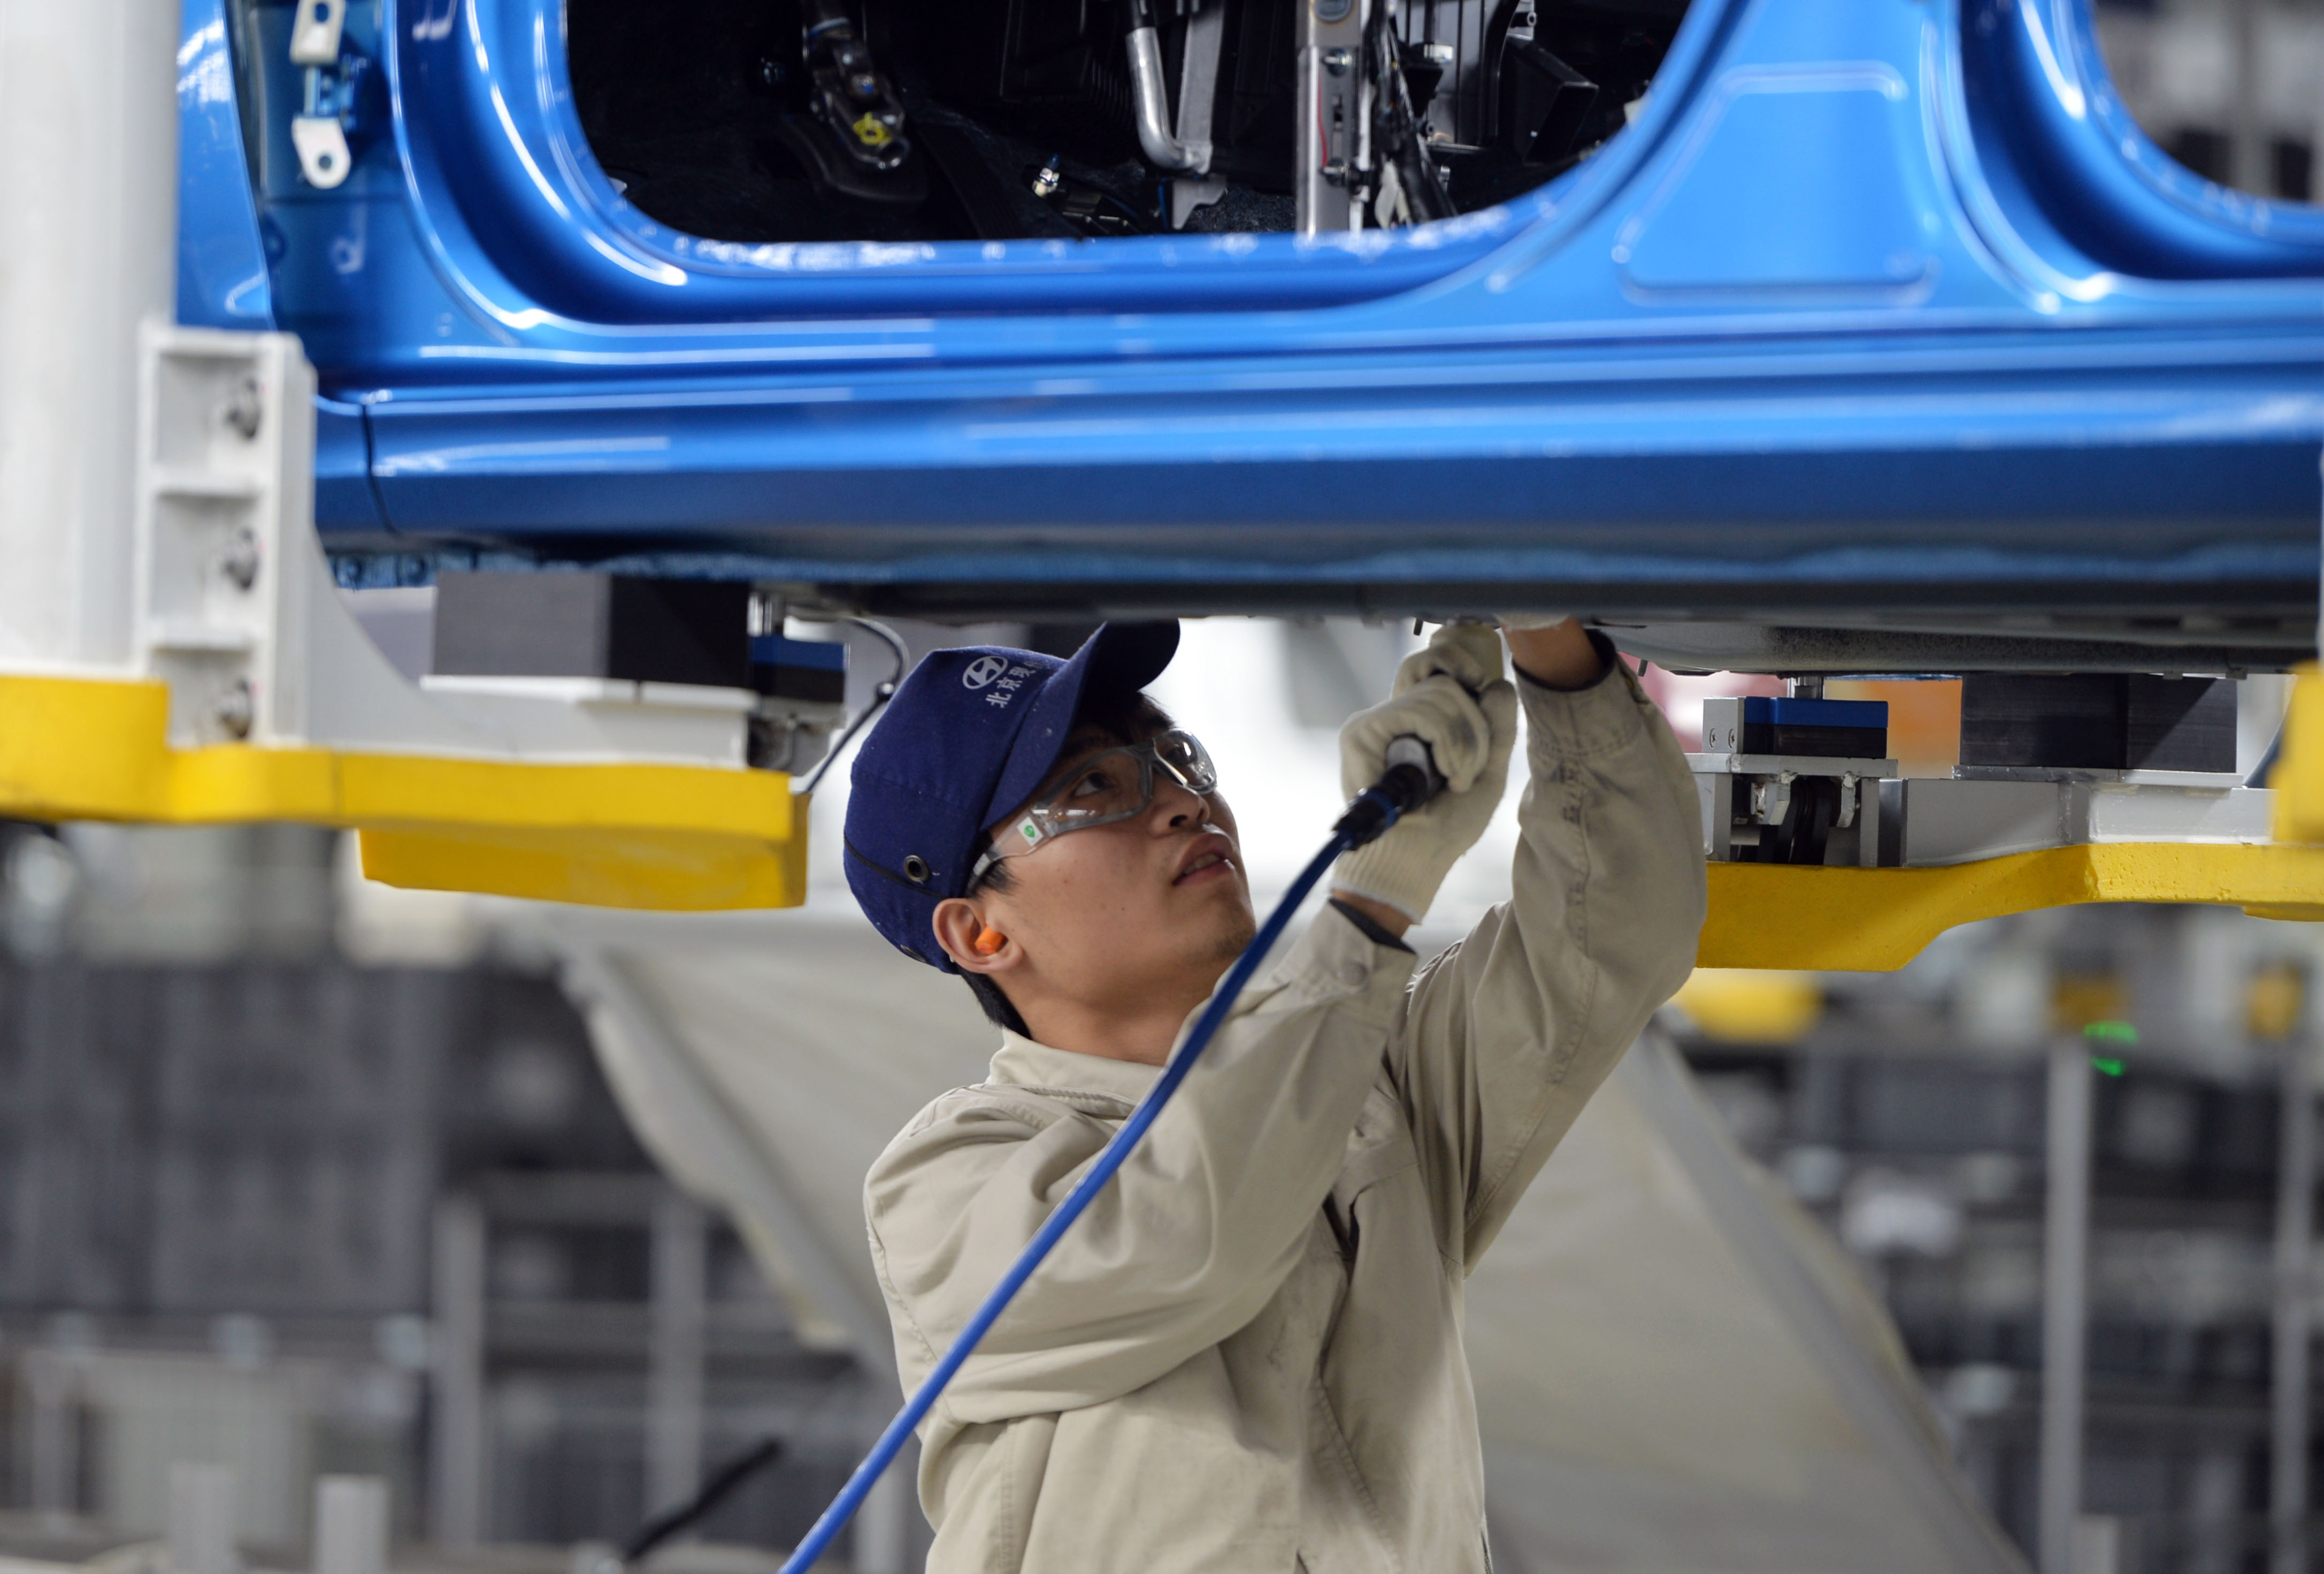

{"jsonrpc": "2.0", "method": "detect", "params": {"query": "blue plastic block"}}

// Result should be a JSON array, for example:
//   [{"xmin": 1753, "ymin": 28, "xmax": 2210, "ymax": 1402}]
[
  {"xmin": 1740, "ymin": 697, "xmax": 1890, "ymax": 729},
  {"xmin": 751, "ymin": 636, "xmax": 849, "ymax": 671}
]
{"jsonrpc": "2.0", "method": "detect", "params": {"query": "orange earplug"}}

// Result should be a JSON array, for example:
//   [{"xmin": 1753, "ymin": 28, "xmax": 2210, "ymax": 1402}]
[{"xmin": 973, "ymin": 926, "xmax": 1006, "ymax": 956}]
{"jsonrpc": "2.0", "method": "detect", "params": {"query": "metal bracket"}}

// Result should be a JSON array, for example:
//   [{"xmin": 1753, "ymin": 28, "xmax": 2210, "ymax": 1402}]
[
  {"xmin": 1882, "ymin": 773, "xmax": 2271, "ymax": 866},
  {"xmin": 289, "ymin": 1, "xmax": 367, "ymax": 189},
  {"xmin": 1297, "ymin": 0, "xmax": 1367, "ymax": 233},
  {"xmin": 288, "ymin": 0, "xmax": 346, "ymax": 64},
  {"xmin": 0, "ymin": 326, "xmax": 820, "ymax": 910},
  {"xmin": 1169, "ymin": 2, "xmax": 1229, "ymax": 227},
  {"xmin": 290, "ymin": 116, "xmax": 352, "ymax": 189}
]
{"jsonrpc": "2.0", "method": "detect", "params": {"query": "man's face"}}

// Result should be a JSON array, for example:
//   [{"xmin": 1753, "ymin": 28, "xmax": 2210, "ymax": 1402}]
[{"xmin": 971, "ymin": 723, "xmax": 1255, "ymax": 1013}]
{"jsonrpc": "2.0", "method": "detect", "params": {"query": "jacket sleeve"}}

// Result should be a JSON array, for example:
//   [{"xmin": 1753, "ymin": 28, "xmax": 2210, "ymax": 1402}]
[
  {"xmin": 864, "ymin": 914, "xmax": 1417, "ymax": 1425},
  {"xmin": 1389, "ymin": 656, "xmax": 1707, "ymax": 1271}
]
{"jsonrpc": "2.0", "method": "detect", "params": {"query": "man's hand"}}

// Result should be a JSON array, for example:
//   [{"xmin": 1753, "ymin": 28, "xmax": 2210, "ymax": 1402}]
[
  {"xmin": 1331, "ymin": 623, "xmax": 1520, "ymax": 930},
  {"xmin": 1502, "ymin": 617, "xmax": 1605, "ymax": 689}
]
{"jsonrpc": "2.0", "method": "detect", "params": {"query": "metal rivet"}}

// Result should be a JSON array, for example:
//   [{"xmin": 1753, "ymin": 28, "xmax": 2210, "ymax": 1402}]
[
  {"xmin": 213, "ymin": 679, "xmax": 254, "ymax": 740},
  {"xmin": 902, "ymin": 855, "xmax": 930, "ymax": 883},
  {"xmin": 220, "ymin": 527, "xmax": 260, "ymax": 592},
  {"xmin": 222, "ymin": 375, "xmax": 263, "ymax": 441}
]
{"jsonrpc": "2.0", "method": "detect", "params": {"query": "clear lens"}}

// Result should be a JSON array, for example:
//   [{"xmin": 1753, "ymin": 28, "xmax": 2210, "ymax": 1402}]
[
  {"xmin": 989, "ymin": 729, "xmax": 1219, "ymax": 868},
  {"xmin": 1153, "ymin": 730, "xmax": 1216, "ymax": 793},
  {"xmin": 1046, "ymin": 752, "xmax": 1149, "ymax": 824}
]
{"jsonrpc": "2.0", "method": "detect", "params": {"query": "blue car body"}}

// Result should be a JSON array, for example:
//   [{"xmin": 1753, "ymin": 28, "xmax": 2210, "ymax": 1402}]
[{"xmin": 179, "ymin": 0, "xmax": 2324, "ymax": 652}]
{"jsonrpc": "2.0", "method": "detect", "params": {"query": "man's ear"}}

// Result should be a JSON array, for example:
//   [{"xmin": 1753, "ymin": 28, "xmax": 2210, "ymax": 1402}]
[{"xmin": 933, "ymin": 897, "xmax": 1016, "ymax": 974}]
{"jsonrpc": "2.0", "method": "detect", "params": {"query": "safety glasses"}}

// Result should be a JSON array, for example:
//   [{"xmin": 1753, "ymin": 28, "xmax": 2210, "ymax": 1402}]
[{"xmin": 971, "ymin": 728, "xmax": 1218, "ymax": 882}]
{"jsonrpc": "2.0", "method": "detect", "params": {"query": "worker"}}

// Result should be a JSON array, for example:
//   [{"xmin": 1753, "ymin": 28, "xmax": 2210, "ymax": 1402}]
[{"xmin": 840, "ymin": 616, "xmax": 1706, "ymax": 1571}]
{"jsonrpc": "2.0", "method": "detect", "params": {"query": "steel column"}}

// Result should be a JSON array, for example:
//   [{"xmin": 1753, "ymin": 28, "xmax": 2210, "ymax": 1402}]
[
  {"xmin": 2227, "ymin": 0, "xmax": 2270, "ymax": 198},
  {"xmin": 2041, "ymin": 1038, "xmax": 2093, "ymax": 1574},
  {"xmin": 647, "ymin": 1190, "xmax": 709, "ymax": 1518},
  {"xmin": 2275, "ymin": 1030, "xmax": 2315, "ymax": 1574},
  {"xmin": 0, "ymin": 0, "xmax": 176, "ymax": 671},
  {"xmin": 429, "ymin": 1196, "xmax": 488, "ymax": 1546}
]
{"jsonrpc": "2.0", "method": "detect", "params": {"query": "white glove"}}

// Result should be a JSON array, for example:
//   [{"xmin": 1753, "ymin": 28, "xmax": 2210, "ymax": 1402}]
[
  {"xmin": 1332, "ymin": 623, "xmax": 1520, "ymax": 923},
  {"xmin": 1496, "ymin": 610, "xmax": 1576, "ymax": 631}
]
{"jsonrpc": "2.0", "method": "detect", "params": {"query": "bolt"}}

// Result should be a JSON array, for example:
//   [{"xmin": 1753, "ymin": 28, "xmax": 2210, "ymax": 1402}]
[
  {"xmin": 1323, "ymin": 47, "xmax": 1353, "ymax": 75},
  {"xmin": 213, "ymin": 679, "xmax": 254, "ymax": 740},
  {"xmin": 222, "ymin": 376, "xmax": 263, "ymax": 441},
  {"xmin": 220, "ymin": 528, "xmax": 260, "ymax": 592}
]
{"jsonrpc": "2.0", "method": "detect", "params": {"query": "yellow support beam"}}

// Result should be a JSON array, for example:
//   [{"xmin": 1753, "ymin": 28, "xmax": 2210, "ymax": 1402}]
[
  {"xmin": 2274, "ymin": 663, "xmax": 2324, "ymax": 844},
  {"xmin": 1673, "ymin": 968, "xmax": 1826, "ymax": 1042},
  {"xmin": 1700, "ymin": 665, "xmax": 2324, "ymax": 972},
  {"xmin": 1699, "ymin": 842, "xmax": 2324, "ymax": 972},
  {"xmin": 0, "ymin": 674, "xmax": 807, "ymax": 911}
]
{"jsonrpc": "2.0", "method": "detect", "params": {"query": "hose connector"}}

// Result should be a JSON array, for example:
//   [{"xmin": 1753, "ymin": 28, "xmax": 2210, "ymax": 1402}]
[{"xmin": 1333, "ymin": 735, "xmax": 1446, "ymax": 848}]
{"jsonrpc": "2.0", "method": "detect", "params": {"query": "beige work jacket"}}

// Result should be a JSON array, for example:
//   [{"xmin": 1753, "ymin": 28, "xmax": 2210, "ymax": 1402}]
[{"xmin": 863, "ymin": 663, "xmax": 1707, "ymax": 1573}]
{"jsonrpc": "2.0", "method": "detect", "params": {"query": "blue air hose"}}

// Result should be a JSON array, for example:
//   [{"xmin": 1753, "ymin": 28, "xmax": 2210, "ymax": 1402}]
[{"xmin": 776, "ymin": 748, "xmax": 1443, "ymax": 1572}]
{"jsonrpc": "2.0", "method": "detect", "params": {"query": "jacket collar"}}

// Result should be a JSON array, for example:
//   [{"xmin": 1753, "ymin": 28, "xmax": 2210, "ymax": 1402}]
[{"xmin": 988, "ymin": 1029, "xmax": 1161, "ymax": 1106}]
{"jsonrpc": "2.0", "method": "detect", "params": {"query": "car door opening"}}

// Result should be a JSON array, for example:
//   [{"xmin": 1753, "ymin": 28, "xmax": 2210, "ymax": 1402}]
[{"xmin": 565, "ymin": 0, "xmax": 1689, "ymax": 244}]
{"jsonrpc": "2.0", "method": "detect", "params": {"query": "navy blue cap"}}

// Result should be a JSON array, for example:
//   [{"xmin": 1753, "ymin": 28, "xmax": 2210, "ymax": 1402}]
[{"xmin": 842, "ymin": 621, "xmax": 1180, "ymax": 971}]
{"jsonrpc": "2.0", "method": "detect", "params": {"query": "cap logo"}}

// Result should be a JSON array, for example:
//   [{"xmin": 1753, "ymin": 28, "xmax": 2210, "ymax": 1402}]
[{"xmin": 961, "ymin": 656, "xmax": 1039, "ymax": 710}]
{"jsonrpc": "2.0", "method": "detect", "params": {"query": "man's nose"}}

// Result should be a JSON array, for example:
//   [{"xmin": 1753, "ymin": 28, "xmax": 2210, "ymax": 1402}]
[{"xmin": 1155, "ymin": 774, "xmax": 1210, "ymax": 828}]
